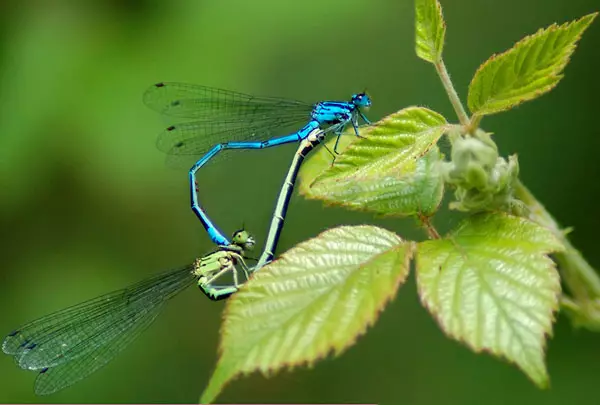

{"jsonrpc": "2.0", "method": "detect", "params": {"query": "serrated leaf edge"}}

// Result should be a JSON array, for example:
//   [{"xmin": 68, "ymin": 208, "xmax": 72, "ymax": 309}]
[
  {"xmin": 207, "ymin": 227, "xmax": 414, "ymax": 400},
  {"xmin": 308, "ymin": 107, "xmax": 448, "ymax": 186},
  {"xmin": 415, "ymin": 213, "xmax": 564, "ymax": 387},
  {"xmin": 303, "ymin": 157, "xmax": 445, "ymax": 219},
  {"xmin": 415, "ymin": 0, "xmax": 446, "ymax": 63},
  {"xmin": 469, "ymin": 13, "xmax": 597, "ymax": 115}
]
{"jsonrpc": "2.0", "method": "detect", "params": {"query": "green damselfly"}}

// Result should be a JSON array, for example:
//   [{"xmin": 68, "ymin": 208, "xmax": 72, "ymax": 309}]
[{"xmin": 2, "ymin": 129, "xmax": 329, "ymax": 395}]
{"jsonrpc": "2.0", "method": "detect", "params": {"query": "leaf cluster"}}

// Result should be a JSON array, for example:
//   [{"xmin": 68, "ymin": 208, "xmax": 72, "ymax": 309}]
[{"xmin": 200, "ymin": 2, "xmax": 597, "ymax": 402}]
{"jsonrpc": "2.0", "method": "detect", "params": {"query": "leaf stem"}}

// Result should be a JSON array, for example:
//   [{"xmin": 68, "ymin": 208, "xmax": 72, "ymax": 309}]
[
  {"xmin": 435, "ymin": 59, "xmax": 470, "ymax": 128},
  {"xmin": 419, "ymin": 214, "xmax": 441, "ymax": 239},
  {"xmin": 514, "ymin": 180, "xmax": 600, "ymax": 300},
  {"xmin": 467, "ymin": 114, "xmax": 483, "ymax": 133}
]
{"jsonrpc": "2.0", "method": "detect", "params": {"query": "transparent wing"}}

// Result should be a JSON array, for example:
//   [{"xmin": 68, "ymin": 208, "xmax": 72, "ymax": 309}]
[
  {"xmin": 143, "ymin": 82, "xmax": 313, "ymax": 121},
  {"xmin": 3, "ymin": 265, "xmax": 196, "ymax": 394},
  {"xmin": 156, "ymin": 116, "xmax": 307, "ymax": 155},
  {"xmin": 34, "ymin": 303, "xmax": 159, "ymax": 395},
  {"xmin": 157, "ymin": 117, "xmax": 307, "ymax": 169}
]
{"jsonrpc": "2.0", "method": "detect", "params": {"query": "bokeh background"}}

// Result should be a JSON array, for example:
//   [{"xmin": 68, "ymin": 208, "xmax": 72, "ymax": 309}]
[{"xmin": 0, "ymin": 0, "xmax": 599, "ymax": 403}]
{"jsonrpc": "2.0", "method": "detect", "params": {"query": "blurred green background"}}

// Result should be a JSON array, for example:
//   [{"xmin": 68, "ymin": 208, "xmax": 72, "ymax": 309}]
[{"xmin": 0, "ymin": 0, "xmax": 598, "ymax": 403}]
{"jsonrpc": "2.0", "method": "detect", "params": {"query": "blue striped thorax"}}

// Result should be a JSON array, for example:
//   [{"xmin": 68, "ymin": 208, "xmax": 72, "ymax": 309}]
[
  {"xmin": 310, "ymin": 92, "xmax": 371, "ymax": 126},
  {"xmin": 311, "ymin": 101, "xmax": 354, "ymax": 125}
]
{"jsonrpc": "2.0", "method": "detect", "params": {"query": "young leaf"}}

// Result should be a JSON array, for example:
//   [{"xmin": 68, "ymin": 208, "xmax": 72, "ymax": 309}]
[
  {"xmin": 416, "ymin": 213, "xmax": 564, "ymax": 387},
  {"xmin": 297, "ymin": 133, "xmax": 354, "ymax": 196},
  {"xmin": 301, "ymin": 107, "xmax": 447, "ymax": 186},
  {"xmin": 415, "ymin": 0, "xmax": 446, "ymax": 63},
  {"xmin": 201, "ymin": 226, "xmax": 413, "ymax": 404},
  {"xmin": 306, "ymin": 147, "xmax": 444, "ymax": 217},
  {"xmin": 468, "ymin": 13, "xmax": 597, "ymax": 116}
]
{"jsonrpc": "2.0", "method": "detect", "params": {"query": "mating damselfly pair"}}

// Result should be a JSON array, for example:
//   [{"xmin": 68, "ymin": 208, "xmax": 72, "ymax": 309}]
[{"xmin": 2, "ymin": 83, "xmax": 372, "ymax": 394}]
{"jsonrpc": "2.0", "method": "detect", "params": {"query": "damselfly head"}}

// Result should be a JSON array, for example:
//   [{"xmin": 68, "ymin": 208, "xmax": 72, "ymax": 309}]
[
  {"xmin": 231, "ymin": 229, "xmax": 256, "ymax": 251},
  {"xmin": 244, "ymin": 236, "xmax": 256, "ymax": 251},
  {"xmin": 351, "ymin": 92, "xmax": 372, "ymax": 109}
]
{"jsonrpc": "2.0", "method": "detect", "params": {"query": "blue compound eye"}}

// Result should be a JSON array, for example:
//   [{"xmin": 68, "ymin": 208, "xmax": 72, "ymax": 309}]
[{"xmin": 352, "ymin": 93, "xmax": 371, "ymax": 107}]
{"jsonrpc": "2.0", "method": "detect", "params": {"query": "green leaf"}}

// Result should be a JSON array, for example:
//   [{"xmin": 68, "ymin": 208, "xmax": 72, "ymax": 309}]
[
  {"xmin": 468, "ymin": 13, "xmax": 597, "ymax": 116},
  {"xmin": 300, "ymin": 107, "xmax": 447, "ymax": 216},
  {"xmin": 302, "ymin": 107, "xmax": 447, "ymax": 185},
  {"xmin": 415, "ymin": 0, "xmax": 446, "ymax": 63},
  {"xmin": 201, "ymin": 226, "xmax": 413, "ymax": 404},
  {"xmin": 306, "ymin": 147, "xmax": 444, "ymax": 217},
  {"xmin": 416, "ymin": 213, "xmax": 564, "ymax": 387}
]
